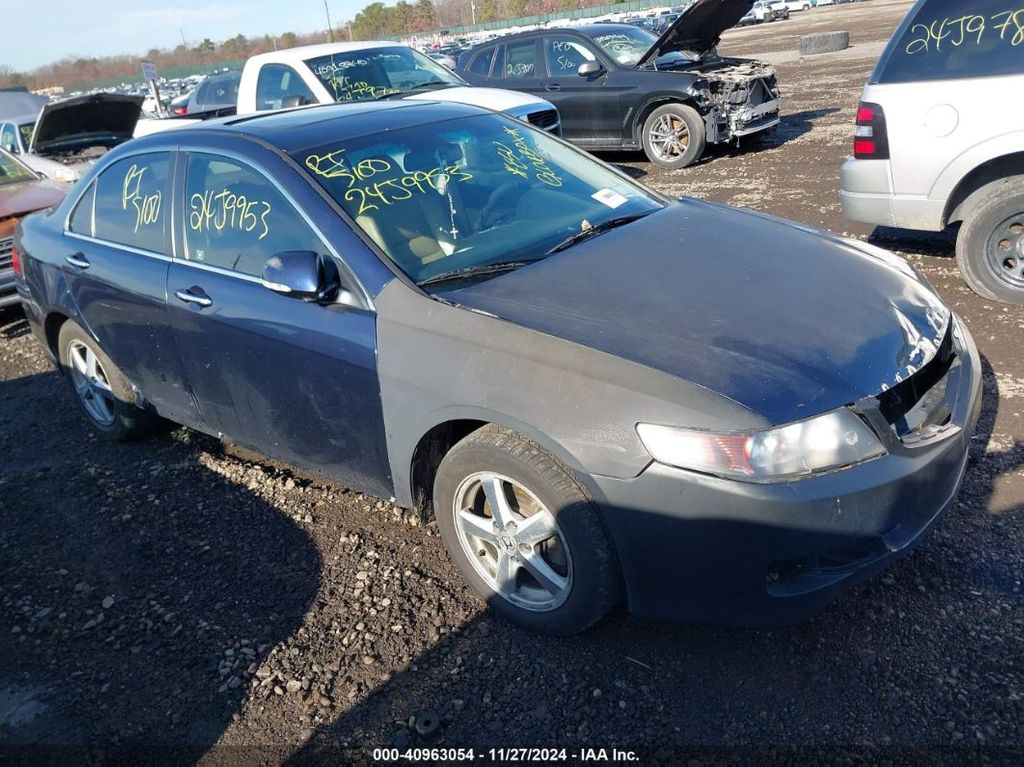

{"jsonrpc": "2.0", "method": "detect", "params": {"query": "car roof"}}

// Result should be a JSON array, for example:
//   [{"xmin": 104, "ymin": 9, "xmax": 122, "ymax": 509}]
[
  {"xmin": 474, "ymin": 22, "xmax": 640, "ymax": 44},
  {"xmin": 245, "ymin": 41, "xmax": 407, "ymax": 67},
  {"xmin": 127, "ymin": 100, "xmax": 491, "ymax": 156}
]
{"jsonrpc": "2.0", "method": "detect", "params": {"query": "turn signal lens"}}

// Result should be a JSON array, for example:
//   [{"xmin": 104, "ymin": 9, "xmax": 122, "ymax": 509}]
[
  {"xmin": 637, "ymin": 408, "xmax": 886, "ymax": 482},
  {"xmin": 10, "ymin": 244, "xmax": 22, "ymax": 276}
]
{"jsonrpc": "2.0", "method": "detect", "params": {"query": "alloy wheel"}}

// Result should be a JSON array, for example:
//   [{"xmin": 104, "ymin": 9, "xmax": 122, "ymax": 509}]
[
  {"xmin": 452, "ymin": 471, "xmax": 572, "ymax": 612},
  {"xmin": 648, "ymin": 113, "xmax": 691, "ymax": 162},
  {"xmin": 67, "ymin": 340, "xmax": 116, "ymax": 427}
]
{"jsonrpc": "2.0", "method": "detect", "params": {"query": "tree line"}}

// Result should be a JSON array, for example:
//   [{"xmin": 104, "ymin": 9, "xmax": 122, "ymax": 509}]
[{"xmin": 0, "ymin": 0, "xmax": 628, "ymax": 91}]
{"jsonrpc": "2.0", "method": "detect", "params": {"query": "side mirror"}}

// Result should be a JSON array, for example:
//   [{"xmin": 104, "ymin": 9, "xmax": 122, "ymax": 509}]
[
  {"xmin": 577, "ymin": 61, "xmax": 603, "ymax": 77},
  {"xmin": 262, "ymin": 250, "xmax": 340, "ymax": 302},
  {"xmin": 1, "ymin": 141, "xmax": 16, "ymax": 154}
]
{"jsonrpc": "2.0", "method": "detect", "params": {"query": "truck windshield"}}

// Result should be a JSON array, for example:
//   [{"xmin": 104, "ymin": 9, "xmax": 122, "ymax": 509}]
[
  {"xmin": 296, "ymin": 112, "xmax": 663, "ymax": 286},
  {"xmin": 305, "ymin": 47, "xmax": 464, "ymax": 102}
]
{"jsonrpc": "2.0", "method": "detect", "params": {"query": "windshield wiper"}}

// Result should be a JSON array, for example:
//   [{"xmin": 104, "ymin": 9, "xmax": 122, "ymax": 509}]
[
  {"xmin": 545, "ymin": 213, "xmax": 651, "ymax": 255},
  {"xmin": 374, "ymin": 80, "xmax": 455, "ymax": 99},
  {"xmin": 417, "ymin": 259, "xmax": 541, "ymax": 287}
]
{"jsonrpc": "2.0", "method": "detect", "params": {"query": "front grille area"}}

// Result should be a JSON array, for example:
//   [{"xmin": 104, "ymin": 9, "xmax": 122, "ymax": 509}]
[
  {"xmin": 526, "ymin": 109, "xmax": 560, "ymax": 132},
  {"xmin": 0, "ymin": 236, "xmax": 13, "ymax": 271},
  {"xmin": 876, "ymin": 322, "xmax": 957, "ymax": 441}
]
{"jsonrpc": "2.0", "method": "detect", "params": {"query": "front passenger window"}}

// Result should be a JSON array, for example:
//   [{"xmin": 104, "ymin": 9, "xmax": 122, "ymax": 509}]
[
  {"xmin": 183, "ymin": 153, "xmax": 327, "ymax": 277},
  {"xmin": 544, "ymin": 37, "xmax": 595, "ymax": 75}
]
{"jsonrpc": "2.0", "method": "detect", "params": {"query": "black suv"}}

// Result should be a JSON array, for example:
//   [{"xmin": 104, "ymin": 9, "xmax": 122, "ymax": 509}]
[{"xmin": 457, "ymin": 0, "xmax": 780, "ymax": 168}]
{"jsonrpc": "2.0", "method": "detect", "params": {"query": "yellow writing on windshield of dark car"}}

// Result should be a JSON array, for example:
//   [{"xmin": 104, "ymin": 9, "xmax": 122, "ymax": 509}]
[
  {"xmin": 306, "ymin": 152, "xmax": 472, "ymax": 215},
  {"xmin": 905, "ymin": 9, "xmax": 1024, "ymax": 54},
  {"xmin": 122, "ymin": 164, "xmax": 161, "ymax": 233},
  {"xmin": 189, "ymin": 189, "xmax": 271, "ymax": 240},
  {"xmin": 493, "ymin": 127, "xmax": 563, "ymax": 187}
]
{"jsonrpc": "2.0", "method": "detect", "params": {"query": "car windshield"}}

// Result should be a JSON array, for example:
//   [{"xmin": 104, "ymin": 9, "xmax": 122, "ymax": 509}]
[
  {"xmin": 305, "ymin": 47, "xmax": 463, "ymax": 102},
  {"xmin": 590, "ymin": 27, "xmax": 658, "ymax": 65},
  {"xmin": 0, "ymin": 149, "xmax": 35, "ymax": 186},
  {"xmin": 586, "ymin": 27, "xmax": 696, "ymax": 67},
  {"xmin": 297, "ymin": 112, "xmax": 663, "ymax": 286}
]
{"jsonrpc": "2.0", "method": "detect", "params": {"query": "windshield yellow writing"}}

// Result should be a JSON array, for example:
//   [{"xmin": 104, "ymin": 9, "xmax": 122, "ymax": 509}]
[
  {"xmin": 122, "ymin": 164, "xmax": 161, "ymax": 232},
  {"xmin": 905, "ymin": 9, "xmax": 1024, "ymax": 54},
  {"xmin": 493, "ymin": 127, "xmax": 563, "ymax": 187},
  {"xmin": 189, "ymin": 189, "xmax": 271, "ymax": 240},
  {"xmin": 306, "ymin": 151, "xmax": 471, "ymax": 216}
]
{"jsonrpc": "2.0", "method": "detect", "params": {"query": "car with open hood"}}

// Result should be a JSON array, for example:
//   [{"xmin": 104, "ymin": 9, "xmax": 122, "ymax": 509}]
[
  {"xmin": 0, "ymin": 147, "xmax": 65, "ymax": 309},
  {"xmin": 456, "ymin": 0, "xmax": 780, "ymax": 168},
  {"xmin": 1, "ymin": 94, "xmax": 143, "ymax": 184},
  {"xmin": 14, "ymin": 101, "xmax": 980, "ymax": 635}
]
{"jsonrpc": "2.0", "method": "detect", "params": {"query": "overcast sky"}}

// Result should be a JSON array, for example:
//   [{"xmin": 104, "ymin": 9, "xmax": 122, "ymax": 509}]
[{"xmin": 7, "ymin": 0, "xmax": 369, "ymax": 71}]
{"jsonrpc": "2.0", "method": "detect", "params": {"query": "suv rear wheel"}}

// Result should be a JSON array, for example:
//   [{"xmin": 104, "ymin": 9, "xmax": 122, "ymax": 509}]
[
  {"xmin": 957, "ymin": 177, "xmax": 1024, "ymax": 304},
  {"xmin": 641, "ymin": 103, "xmax": 706, "ymax": 170}
]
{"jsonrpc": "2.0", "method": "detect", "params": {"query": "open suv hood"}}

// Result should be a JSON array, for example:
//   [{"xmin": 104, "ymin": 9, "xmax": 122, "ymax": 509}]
[
  {"xmin": 29, "ymin": 94, "xmax": 143, "ymax": 156},
  {"xmin": 638, "ymin": 0, "xmax": 755, "ymax": 66}
]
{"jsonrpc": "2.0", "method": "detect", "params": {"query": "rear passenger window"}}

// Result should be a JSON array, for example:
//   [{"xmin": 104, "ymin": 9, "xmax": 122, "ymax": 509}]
[
  {"xmin": 93, "ymin": 153, "xmax": 170, "ymax": 253},
  {"xmin": 876, "ymin": 0, "xmax": 1024, "ymax": 83},
  {"xmin": 503, "ymin": 40, "xmax": 537, "ymax": 79},
  {"xmin": 183, "ymin": 153, "xmax": 327, "ymax": 277},
  {"xmin": 255, "ymin": 64, "xmax": 316, "ymax": 111},
  {"xmin": 68, "ymin": 182, "xmax": 96, "ymax": 236},
  {"xmin": 468, "ymin": 47, "xmax": 495, "ymax": 76}
]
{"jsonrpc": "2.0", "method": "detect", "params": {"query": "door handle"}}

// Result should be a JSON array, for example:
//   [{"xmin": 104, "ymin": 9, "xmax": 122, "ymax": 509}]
[
  {"xmin": 545, "ymin": 83, "xmax": 561, "ymax": 92},
  {"xmin": 65, "ymin": 253, "xmax": 90, "ymax": 269},
  {"xmin": 174, "ymin": 288, "xmax": 212, "ymax": 308}
]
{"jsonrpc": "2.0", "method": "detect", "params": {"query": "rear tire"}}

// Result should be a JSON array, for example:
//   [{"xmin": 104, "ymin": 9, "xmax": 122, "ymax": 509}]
[
  {"xmin": 434, "ymin": 425, "xmax": 622, "ymax": 635},
  {"xmin": 641, "ymin": 103, "xmax": 706, "ymax": 170},
  {"xmin": 956, "ymin": 177, "xmax": 1024, "ymax": 304},
  {"xmin": 57, "ymin": 320, "xmax": 157, "ymax": 440}
]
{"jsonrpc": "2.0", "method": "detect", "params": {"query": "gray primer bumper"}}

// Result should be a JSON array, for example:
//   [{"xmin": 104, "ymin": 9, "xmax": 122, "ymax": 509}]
[{"xmin": 586, "ymin": 321, "xmax": 983, "ymax": 627}]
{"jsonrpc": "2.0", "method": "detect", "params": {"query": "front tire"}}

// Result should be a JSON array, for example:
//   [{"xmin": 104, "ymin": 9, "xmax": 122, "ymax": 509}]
[
  {"xmin": 434, "ymin": 425, "xmax": 622, "ymax": 635},
  {"xmin": 57, "ymin": 320, "xmax": 157, "ymax": 440},
  {"xmin": 641, "ymin": 103, "xmax": 706, "ymax": 170},
  {"xmin": 956, "ymin": 177, "xmax": 1024, "ymax": 304}
]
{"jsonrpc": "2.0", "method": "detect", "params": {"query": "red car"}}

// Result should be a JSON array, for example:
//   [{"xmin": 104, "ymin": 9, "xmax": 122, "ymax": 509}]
[{"xmin": 0, "ymin": 147, "xmax": 65, "ymax": 309}]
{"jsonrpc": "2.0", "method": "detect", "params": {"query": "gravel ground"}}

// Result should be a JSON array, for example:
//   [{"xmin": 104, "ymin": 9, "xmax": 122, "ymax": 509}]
[{"xmin": 2, "ymin": 1, "xmax": 1023, "ymax": 762}]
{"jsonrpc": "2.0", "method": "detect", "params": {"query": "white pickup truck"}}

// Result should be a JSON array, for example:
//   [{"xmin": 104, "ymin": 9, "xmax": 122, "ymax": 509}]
[{"xmin": 135, "ymin": 42, "xmax": 560, "ymax": 137}]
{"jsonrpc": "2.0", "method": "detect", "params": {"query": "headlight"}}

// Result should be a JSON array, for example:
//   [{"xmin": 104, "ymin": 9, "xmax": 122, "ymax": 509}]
[
  {"xmin": 637, "ymin": 408, "xmax": 886, "ymax": 482},
  {"xmin": 52, "ymin": 166, "xmax": 81, "ymax": 183}
]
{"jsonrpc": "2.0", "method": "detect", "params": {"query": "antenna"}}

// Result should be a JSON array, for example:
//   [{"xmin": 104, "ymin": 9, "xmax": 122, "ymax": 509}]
[{"xmin": 324, "ymin": 0, "xmax": 335, "ymax": 43}]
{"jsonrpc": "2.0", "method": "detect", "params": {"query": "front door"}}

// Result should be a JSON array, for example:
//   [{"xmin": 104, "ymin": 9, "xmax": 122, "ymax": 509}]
[
  {"xmin": 539, "ymin": 36, "xmax": 621, "ymax": 143},
  {"xmin": 164, "ymin": 151, "xmax": 392, "ymax": 498}
]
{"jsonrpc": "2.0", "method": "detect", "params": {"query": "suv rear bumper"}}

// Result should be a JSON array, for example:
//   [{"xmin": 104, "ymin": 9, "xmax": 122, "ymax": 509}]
[{"xmin": 840, "ymin": 157, "xmax": 946, "ymax": 231}]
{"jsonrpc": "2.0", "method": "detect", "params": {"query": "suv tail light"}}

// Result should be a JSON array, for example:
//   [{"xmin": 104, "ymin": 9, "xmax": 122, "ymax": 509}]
[
  {"xmin": 11, "ymin": 243, "xmax": 22, "ymax": 276},
  {"xmin": 853, "ymin": 102, "xmax": 890, "ymax": 160}
]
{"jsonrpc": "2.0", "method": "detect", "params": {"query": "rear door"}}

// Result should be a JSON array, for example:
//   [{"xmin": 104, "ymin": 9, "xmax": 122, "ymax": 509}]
[
  {"xmin": 165, "ymin": 149, "xmax": 391, "ymax": 498},
  {"xmin": 61, "ymin": 150, "xmax": 202, "ymax": 427},
  {"xmin": 492, "ymin": 38, "xmax": 546, "ymax": 101}
]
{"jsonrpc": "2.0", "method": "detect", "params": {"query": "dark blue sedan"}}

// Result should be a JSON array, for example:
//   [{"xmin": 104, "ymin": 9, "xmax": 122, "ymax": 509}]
[{"xmin": 13, "ymin": 101, "xmax": 981, "ymax": 634}]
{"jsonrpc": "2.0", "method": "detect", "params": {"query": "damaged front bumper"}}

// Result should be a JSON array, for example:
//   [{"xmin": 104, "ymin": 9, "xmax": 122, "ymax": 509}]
[{"xmin": 698, "ymin": 60, "xmax": 781, "ymax": 143}]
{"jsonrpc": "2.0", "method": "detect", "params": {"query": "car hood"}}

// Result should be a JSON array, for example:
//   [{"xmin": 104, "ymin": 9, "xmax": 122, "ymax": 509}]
[
  {"xmin": 0, "ymin": 178, "xmax": 66, "ymax": 220},
  {"xmin": 438, "ymin": 200, "xmax": 950, "ymax": 425},
  {"xmin": 30, "ymin": 94, "xmax": 143, "ymax": 155},
  {"xmin": 638, "ymin": 0, "xmax": 755, "ymax": 65},
  {"xmin": 402, "ymin": 86, "xmax": 551, "ymax": 114}
]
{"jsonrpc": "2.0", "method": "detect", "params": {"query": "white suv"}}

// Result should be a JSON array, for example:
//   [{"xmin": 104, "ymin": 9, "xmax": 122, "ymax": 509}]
[{"xmin": 840, "ymin": 0, "xmax": 1024, "ymax": 304}]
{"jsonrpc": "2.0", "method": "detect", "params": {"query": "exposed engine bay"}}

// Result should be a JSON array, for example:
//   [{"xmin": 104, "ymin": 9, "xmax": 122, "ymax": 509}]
[{"xmin": 695, "ymin": 59, "xmax": 781, "ymax": 143}]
